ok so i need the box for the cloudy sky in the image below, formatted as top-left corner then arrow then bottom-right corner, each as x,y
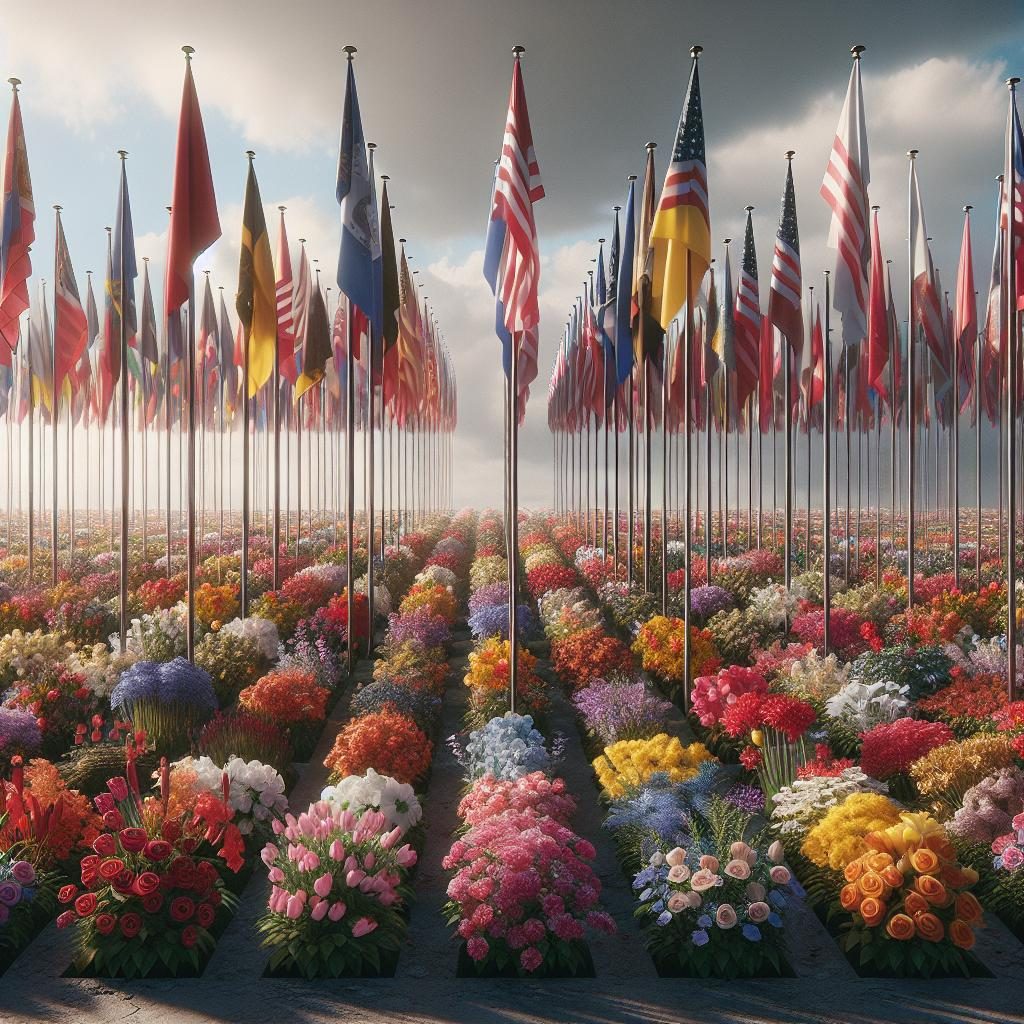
4,0 -> 1024,510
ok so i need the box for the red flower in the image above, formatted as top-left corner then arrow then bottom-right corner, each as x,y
142,891 -> 164,914
195,902 -> 216,929
56,910 -> 76,929
101,810 -> 124,831
118,827 -> 148,853
92,833 -> 116,857
119,912 -> 142,939
739,746 -> 763,770
94,913 -> 117,936
58,884 -> 78,904
106,777 -> 129,802
98,858 -> 125,881
133,871 -> 161,897
180,925 -> 199,948
144,839 -> 173,862
161,819 -> 183,843
169,896 -> 195,923
859,718 -> 954,780
74,892 -> 98,917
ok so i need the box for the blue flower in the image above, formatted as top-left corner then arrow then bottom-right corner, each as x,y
742,924 -> 762,942
767,912 -> 782,928
697,914 -> 712,929
788,877 -> 806,899
691,929 -> 710,946
656,910 -> 673,927
111,657 -> 217,714
652,900 -> 665,914
639,888 -> 653,902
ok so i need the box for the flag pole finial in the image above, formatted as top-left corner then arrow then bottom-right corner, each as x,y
512,45 -> 525,59
785,150 -> 795,161
723,238 -> 732,245
298,238 -> 306,245
246,151 -> 255,164
690,45 -> 703,59
908,149 -> 918,159
380,173 -> 389,181
598,237 -> 605,244
8,78 -> 20,91
1009,77 -> 1021,87
613,205 -> 621,212
343,45 -> 357,61
871,204 -> 879,212
117,150 -> 128,161
182,45 -> 195,61
964,204 -> 973,212
399,237 -> 406,244
646,141 -> 657,151
851,45 -> 866,59
744,205 -> 754,213
627,174 -> 637,182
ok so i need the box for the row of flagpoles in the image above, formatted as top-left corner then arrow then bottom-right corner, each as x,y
485,45 -> 1024,707
0,46 -> 457,666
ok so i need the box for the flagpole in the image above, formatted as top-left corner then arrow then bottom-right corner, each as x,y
953,206 -> 971,589
806,285 -> 814,570
977,314 -> 983,589
51,209 -> 62,585
113,153 -> 131,648
705,376 -> 712,580
906,150 -> 918,609
164,217 -> 173,577
682,222 -> 696,709
823,270 -> 832,652
27,326 -> 34,582
1006,78 -> 1020,699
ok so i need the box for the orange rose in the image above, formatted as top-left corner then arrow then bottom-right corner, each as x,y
914,912 -> 944,943
910,848 -> 940,874
949,919 -> 976,950
858,871 -> 885,899
881,865 -> 904,889
843,859 -> 863,883
955,892 -> 983,926
866,852 -> 894,873
859,896 -> 885,927
903,890 -> 930,917
840,883 -> 861,911
886,913 -> 916,941
915,875 -> 948,907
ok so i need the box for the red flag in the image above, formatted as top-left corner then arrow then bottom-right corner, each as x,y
758,317 -> 774,432
53,215 -> 88,399
275,208 -> 298,384
954,207 -> 977,416
0,84 -> 34,362
801,302 -> 824,429
165,54 -> 220,315
866,208 -> 889,405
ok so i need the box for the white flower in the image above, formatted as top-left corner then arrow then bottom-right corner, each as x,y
321,768 -> 422,834
825,679 -> 909,731
221,616 -> 280,662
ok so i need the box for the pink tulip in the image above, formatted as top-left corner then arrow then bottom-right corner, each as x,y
310,899 -> 329,922
346,869 -> 366,888
381,827 -> 402,850
267,866 -> 284,884
261,844 -> 278,865
314,873 -> 333,898
351,917 -> 378,938
329,840 -> 345,861
285,895 -> 305,919
328,900 -> 347,922
364,851 -> 376,870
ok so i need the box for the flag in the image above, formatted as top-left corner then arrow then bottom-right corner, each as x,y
801,301 -> 824,426
616,179 -> 635,385
483,52 -> 544,406
0,84 -> 33,361
598,211 -> 619,404
866,208 -> 889,404
734,209 -> 760,411
954,206 -> 977,416
632,144 -> 664,367
294,271 -> 331,401
98,229 -> 117,421
909,159 -> 950,405
274,208 -> 298,385
236,158 -> 276,397
109,160 -> 138,363
53,215 -> 88,402
821,54 -> 870,349
650,52 -> 710,328
1005,90 -> 1024,312
197,272 -> 217,387
768,158 -> 802,352
166,55 -> 220,314
379,178 -> 399,354
758,317 -> 775,432
336,58 -> 381,333
137,258 -> 158,365
217,289 -> 238,419
982,179 -> 1004,425
29,287 -> 52,414
711,242 -> 735,374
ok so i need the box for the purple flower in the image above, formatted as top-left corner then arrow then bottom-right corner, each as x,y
573,677 -> 672,745
0,708 -> 42,756
0,881 -> 22,907
468,582 -> 509,617
692,929 -> 710,946
724,783 -> 765,815
386,607 -> 451,649
111,657 -> 217,714
468,603 -> 536,641
10,861 -> 35,886
689,585 -> 733,621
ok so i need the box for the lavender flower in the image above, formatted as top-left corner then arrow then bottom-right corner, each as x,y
0,708 -> 42,757
352,679 -> 442,728
573,677 -> 672,745
111,657 -> 218,714
468,582 -> 509,616
386,607 -> 451,649
467,603 -> 537,641
689,585 -> 733,622
724,783 -> 765,815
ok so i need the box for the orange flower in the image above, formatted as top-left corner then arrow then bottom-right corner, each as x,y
843,859 -> 863,883
865,851 -> 894,873
886,913 -> 916,941
881,864 -> 904,889
910,848 -> 940,874
238,669 -> 329,724
323,709 -> 432,785
859,896 -> 885,926
914,912 -> 944,943
915,875 -> 948,907
903,890 -> 930,917
857,871 -> 885,899
839,883 -> 861,911
949,919 -> 976,950
955,892 -> 984,926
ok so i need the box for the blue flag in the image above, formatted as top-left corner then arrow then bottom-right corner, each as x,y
616,179 -> 636,385
336,59 -> 381,335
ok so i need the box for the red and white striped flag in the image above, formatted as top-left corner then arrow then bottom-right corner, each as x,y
768,158 -> 802,354
866,208 -> 889,405
733,208 -> 760,412
275,208 -> 298,385
954,206 -> 977,416
821,54 -> 870,349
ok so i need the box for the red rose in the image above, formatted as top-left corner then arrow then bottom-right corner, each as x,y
118,827 -> 148,854
181,837 -> 199,854
80,855 -> 100,873
58,884 -> 78,904
141,891 -> 164,914
113,869 -> 136,894
161,819 -> 182,843
56,911 -> 76,929
143,839 -> 173,862
92,833 -> 116,857
106,777 -> 129,802
169,896 -> 195,923
119,912 -> 142,939
195,902 -> 216,929
180,925 -> 198,949
133,872 -> 160,897
98,858 -> 125,881
74,893 -> 98,917
101,810 -> 124,831
94,913 -> 117,936
206,891 -> 222,907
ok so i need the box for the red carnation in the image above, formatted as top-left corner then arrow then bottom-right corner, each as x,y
142,891 -> 165,914
161,819 -> 183,843
739,745 -> 763,770
180,925 -> 199,949
119,912 -> 142,939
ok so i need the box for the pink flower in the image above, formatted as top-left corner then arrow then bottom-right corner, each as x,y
1002,846 -> 1024,870
667,864 -> 691,883
715,904 -> 738,929
690,868 -> 718,892
352,917 -> 378,938
769,865 -> 792,885
314,872 -> 333,898
310,900 -> 329,921
699,855 -> 720,872
747,901 -> 770,923
285,895 -> 304,919
767,840 -> 785,864
745,882 -> 766,902
667,892 -> 689,913
467,936 -> 490,961
328,900 -> 347,921
724,859 -> 751,880
520,947 -> 544,972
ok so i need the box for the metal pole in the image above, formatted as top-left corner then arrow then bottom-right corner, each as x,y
823,271 -> 832,652
907,150 -> 918,608
1006,79 -> 1020,699
51,212 -> 61,585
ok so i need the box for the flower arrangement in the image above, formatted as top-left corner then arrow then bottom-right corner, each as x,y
771,768 -> 890,837
219,615 -> 280,662
0,628 -> 74,688
633,802 -> 796,977
524,563 -> 579,600
791,607 -> 870,660
457,714 -> 551,781
59,749 -> 243,978
572,676 -> 673,745
399,583 -> 458,624
550,627 -> 634,691
4,663 -> 98,756
463,638 -> 549,725
111,659 -> 218,755
351,679 -> 442,731
238,669 -> 329,726
800,793 -> 904,870
194,628 -> 269,706
830,812 -> 984,976
779,649 -> 851,702
320,768 -> 422,833
593,734 -> 716,799
852,644 -> 952,702
632,616 -> 721,684
385,606 -> 452,650
0,844 -> 55,967
859,718 -> 954,783
824,679 -> 910,732
910,734 -> 1018,814
688,585 -> 734,623
198,710 -> 291,768
949,768 -> 1024,846
249,591 -> 306,641
45,598 -> 118,648
455,772 -> 576,827
192,583 -> 240,630
137,575 -> 187,613
691,666 -> 768,728
373,640 -> 449,696
916,671 -> 1008,726
111,606 -> 188,662
323,710 -> 432,786
257,798 -> 417,977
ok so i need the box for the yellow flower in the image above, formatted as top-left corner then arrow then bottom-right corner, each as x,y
592,733 -> 716,798
801,793 -> 903,870
909,735 -> 1016,813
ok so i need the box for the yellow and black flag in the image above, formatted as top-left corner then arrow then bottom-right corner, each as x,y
236,155 -> 276,397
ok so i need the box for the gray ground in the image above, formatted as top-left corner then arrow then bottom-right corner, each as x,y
2,632 -> 1023,1024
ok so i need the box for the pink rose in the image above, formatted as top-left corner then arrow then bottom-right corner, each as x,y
716,904 -> 738,929
1002,846 -> 1024,870
745,881 -> 766,902
666,892 -> 689,913
699,855 -> 720,872
767,840 -> 785,864
770,865 -> 792,885
667,864 -> 691,883
665,847 -> 687,867
690,868 -> 718,892
747,901 -> 770,923
724,859 -> 751,880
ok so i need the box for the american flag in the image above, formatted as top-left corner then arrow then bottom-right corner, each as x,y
1005,91 -> 1024,312
734,208 -> 760,411
275,208 -> 298,385
483,53 -> 544,410
982,178 -> 1005,426
821,53 -> 870,349
768,158 -> 802,354
0,84 -> 33,362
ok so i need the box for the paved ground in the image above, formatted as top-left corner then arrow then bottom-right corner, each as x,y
3,631 -> 1024,1023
